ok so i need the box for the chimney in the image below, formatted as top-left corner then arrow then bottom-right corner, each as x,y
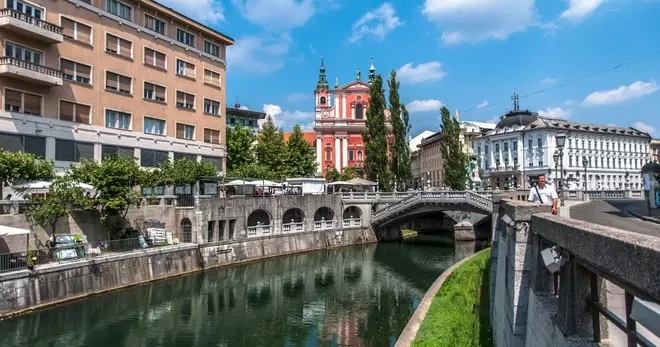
234,103 -> 241,108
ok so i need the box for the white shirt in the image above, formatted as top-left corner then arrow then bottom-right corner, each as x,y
528,184 -> 558,206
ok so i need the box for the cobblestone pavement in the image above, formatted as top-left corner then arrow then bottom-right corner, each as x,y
569,199 -> 660,237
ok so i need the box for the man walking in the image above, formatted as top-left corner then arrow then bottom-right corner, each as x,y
528,174 -> 559,215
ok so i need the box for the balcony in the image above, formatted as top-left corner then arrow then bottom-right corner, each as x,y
0,9 -> 63,43
0,57 -> 63,86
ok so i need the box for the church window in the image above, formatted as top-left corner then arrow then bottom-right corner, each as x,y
348,150 -> 354,161
320,96 -> 326,105
325,148 -> 332,161
355,103 -> 364,119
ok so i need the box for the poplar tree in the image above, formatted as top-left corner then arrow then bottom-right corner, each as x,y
285,124 -> 317,177
388,70 -> 412,190
440,106 -> 468,190
255,116 -> 286,179
362,74 -> 391,191
226,124 -> 256,172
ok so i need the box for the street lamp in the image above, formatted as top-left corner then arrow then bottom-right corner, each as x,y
582,156 -> 589,193
555,132 -> 567,207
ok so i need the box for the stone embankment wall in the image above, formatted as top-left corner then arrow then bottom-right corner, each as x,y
0,227 -> 377,318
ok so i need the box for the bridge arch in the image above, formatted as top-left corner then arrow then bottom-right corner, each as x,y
282,208 -> 304,223
342,206 -> 362,220
313,207 -> 335,221
247,209 -> 272,226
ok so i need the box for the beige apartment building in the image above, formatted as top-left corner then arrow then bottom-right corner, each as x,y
0,0 -> 232,172
419,131 -> 443,189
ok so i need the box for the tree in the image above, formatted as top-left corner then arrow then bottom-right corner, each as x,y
227,124 -> 256,172
440,106 -> 468,190
0,150 -> 54,199
254,116 -> 286,179
159,158 -> 218,187
388,70 -> 412,191
362,74 -> 391,191
285,124 -> 317,177
25,176 -> 87,235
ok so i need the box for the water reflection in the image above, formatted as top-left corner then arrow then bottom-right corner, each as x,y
1,240 -> 458,347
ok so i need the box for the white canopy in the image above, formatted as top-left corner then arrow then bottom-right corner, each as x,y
327,181 -> 350,186
221,179 -> 254,186
13,180 -> 95,190
0,225 -> 30,237
249,180 -> 282,187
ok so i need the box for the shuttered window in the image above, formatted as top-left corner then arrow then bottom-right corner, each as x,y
176,91 -> 195,109
59,100 -> 91,124
175,59 -> 195,78
105,109 -> 131,130
203,129 -> 220,144
106,71 -> 132,94
144,14 -> 166,35
102,144 -> 134,160
176,123 -> 195,140
61,17 -> 92,44
144,82 -> 166,102
140,149 -> 168,167
3,89 -> 41,116
204,69 -> 221,87
106,33 -> 132,58
4,89 -> 22,112
55,139 -> 94,162
0,133 -> 46,157
61,59 -> 91,85
144,47 -> 166,69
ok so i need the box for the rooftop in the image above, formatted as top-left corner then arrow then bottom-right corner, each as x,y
409,130 -> 436,151
148,0 -> 234,45
283,131 -> 316,145
226,104 -> 267,120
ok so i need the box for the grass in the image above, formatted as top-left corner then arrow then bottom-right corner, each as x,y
401,229 -> 419,238
412,248 -> 493,347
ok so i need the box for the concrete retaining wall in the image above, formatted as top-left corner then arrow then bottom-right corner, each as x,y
0,227 -> 377,318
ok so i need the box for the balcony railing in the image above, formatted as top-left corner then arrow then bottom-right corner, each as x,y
247,225 -> 271,236
0,8 -> 63,35
282,222 -> 304,233
314,220 -> 334,231
0,56 -> 63,78
342,218 -> 362,228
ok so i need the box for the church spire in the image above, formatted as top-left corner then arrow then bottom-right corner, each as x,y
368,56 -> 376,84
316,56 -> 328,90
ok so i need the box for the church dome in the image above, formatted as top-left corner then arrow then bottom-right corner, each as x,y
495,110 -> 539,129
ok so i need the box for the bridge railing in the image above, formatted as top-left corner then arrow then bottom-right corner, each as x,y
339,192 -> 416,201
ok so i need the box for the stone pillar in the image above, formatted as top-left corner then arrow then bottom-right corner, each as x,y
341,137 -> 348,168
316,137 -> 322,172
334,137 -> 341,171
454,220 -> 475,241
334,96 -> 339,118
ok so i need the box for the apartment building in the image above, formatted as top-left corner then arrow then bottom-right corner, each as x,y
226,103 -> 265,135
0,0 -> 233,173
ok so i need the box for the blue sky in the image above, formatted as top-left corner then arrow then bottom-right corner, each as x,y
161,0 -> 660,138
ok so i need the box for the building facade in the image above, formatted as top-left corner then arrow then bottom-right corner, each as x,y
651,139 -> 660,163
472,111 -> 652,190
408,130 -> 435,189
0,0 -> 232,172
312,57 -> 389,175
226,104 -> 265,135
419,131 -> 443,189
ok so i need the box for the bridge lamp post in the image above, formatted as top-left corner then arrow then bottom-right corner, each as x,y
555,133 -> 567,207
583,156 -> 589,198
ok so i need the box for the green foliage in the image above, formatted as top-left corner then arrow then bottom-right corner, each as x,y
25,176 -> 86,234
227,124 -> 256,172
0,150 -> 54,197
159,158 -> 218,186
254,116 -> 287,179
324,166 -> 358,182
388,70 -> 413,191
228,163 -> 270,179
440,106 -> 468,190
285,124 -> 317,177
413,249 -> 493,347
362,74 -> 391,191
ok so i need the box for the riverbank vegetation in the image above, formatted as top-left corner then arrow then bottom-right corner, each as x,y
413,248 -> 493,347
401,229 -> 418,238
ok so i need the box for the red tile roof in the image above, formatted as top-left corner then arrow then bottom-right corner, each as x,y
283,131 -> 316,146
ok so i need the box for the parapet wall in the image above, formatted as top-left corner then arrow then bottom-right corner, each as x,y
0,226 -> 377,318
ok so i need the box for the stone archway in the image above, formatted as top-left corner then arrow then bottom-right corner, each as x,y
282,208 -> 304,233
342,206 -> 362,228
180,218 -> 192,243
247,209 -> 272,236
313,207 -> 335,230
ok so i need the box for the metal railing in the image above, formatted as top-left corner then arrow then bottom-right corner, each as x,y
0,8 -> 63,35
176,194 -> 195,207
0,57 -> 63,78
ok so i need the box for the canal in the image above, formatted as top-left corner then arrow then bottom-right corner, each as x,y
0,238 -> 478,347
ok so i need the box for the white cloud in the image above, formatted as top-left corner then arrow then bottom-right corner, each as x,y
538,107 -> 571,119
406,99 -> 443,113
539,76 -> 559,85
286,93 -> 309,102
422,0 -> 536,44
239,105 -> 249,110
159,0 -> 225,23
262,104 -> 315,130
396,61 -> 446,84
230,0 -> 316,31
560,0 -> 606,21
582,81 -> 659,106
476,101 -> 489,109
349,3 -> 403,43
487,116 -> 501,123
227,34 -> 292,74
633,122 -> 655,136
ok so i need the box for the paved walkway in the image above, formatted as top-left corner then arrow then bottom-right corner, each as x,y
624,199 -> 660,224
570,200 -> 660,237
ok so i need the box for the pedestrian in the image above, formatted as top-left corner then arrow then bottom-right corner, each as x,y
527,174 -> 559,215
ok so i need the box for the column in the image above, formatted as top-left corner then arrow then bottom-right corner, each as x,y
489,145 -> 495,169
334,137 -> 341,171
342,137 -> 348,168
316,137 -> 322,173
334,96 -> 339,118
507,141 -> 513,168
342,96 -> 347,119
351,106 -> 355,119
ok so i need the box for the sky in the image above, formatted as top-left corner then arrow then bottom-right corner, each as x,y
159,0 -> 660,138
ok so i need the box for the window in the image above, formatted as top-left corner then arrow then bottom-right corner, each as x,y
105,109 -> 131,130
176,123 -> 195,140
105,71 -> 132,94
141,149 -> 168,167
55,139 -> 94,162
105,33 -> 132,59
204,128 -> 220,144
6,0 -> 43,18
59,100 -> 90,124
348,150 -> 354,161
204,40 -> 220,57
512,141 -> 517,151
144,82 -> 166,102
144,14 -> 166,35
60,59 -> 91,85
102,145 -> 134,160
176,91 -> 195,109
355,103 -> 364,119
4,42 -> 41,65
143,117 -> 165,135
176,28 -> 195,47
503,142 -> 508,152
174,152 -> 196,161
4,89 -> 42,116
537,138 -> 542,147
106,0 -> 132,21
527,139 -> 532,148
325,149 -> 331,161
61,17 -> 92,44
143,47 -> 166,70
539,160 -> 543,166
0,133 -> 46,158
204,69 -> 221,87
176,59 -> 195,78
495,143 -> 499,152
202,156 -> 222,172
204,98 -> 220,115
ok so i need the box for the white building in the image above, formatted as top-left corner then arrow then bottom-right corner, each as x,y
472,111 -> 651,190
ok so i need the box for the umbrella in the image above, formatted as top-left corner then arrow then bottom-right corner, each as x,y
344,178 -> 378,186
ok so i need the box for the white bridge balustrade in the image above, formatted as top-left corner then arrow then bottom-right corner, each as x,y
342,218 -> 362,228
282,222 -> 304,233
314,220 -> 335,231
247,224 -> 272,236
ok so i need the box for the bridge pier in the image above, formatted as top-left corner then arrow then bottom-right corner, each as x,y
454,221 -> 475,241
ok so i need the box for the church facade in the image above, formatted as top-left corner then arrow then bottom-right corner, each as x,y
313,57 -> 385,176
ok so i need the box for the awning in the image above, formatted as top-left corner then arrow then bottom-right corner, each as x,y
0,225 -> 30,237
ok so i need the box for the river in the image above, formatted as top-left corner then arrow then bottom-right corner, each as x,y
0,237 -> 479,347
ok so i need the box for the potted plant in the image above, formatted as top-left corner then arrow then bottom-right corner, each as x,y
26,249 -> 36,271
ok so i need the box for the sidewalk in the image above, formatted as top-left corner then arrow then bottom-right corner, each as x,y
625,200 -> 660,225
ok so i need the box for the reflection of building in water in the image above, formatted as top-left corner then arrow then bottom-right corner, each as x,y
322,309 -> 367,346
